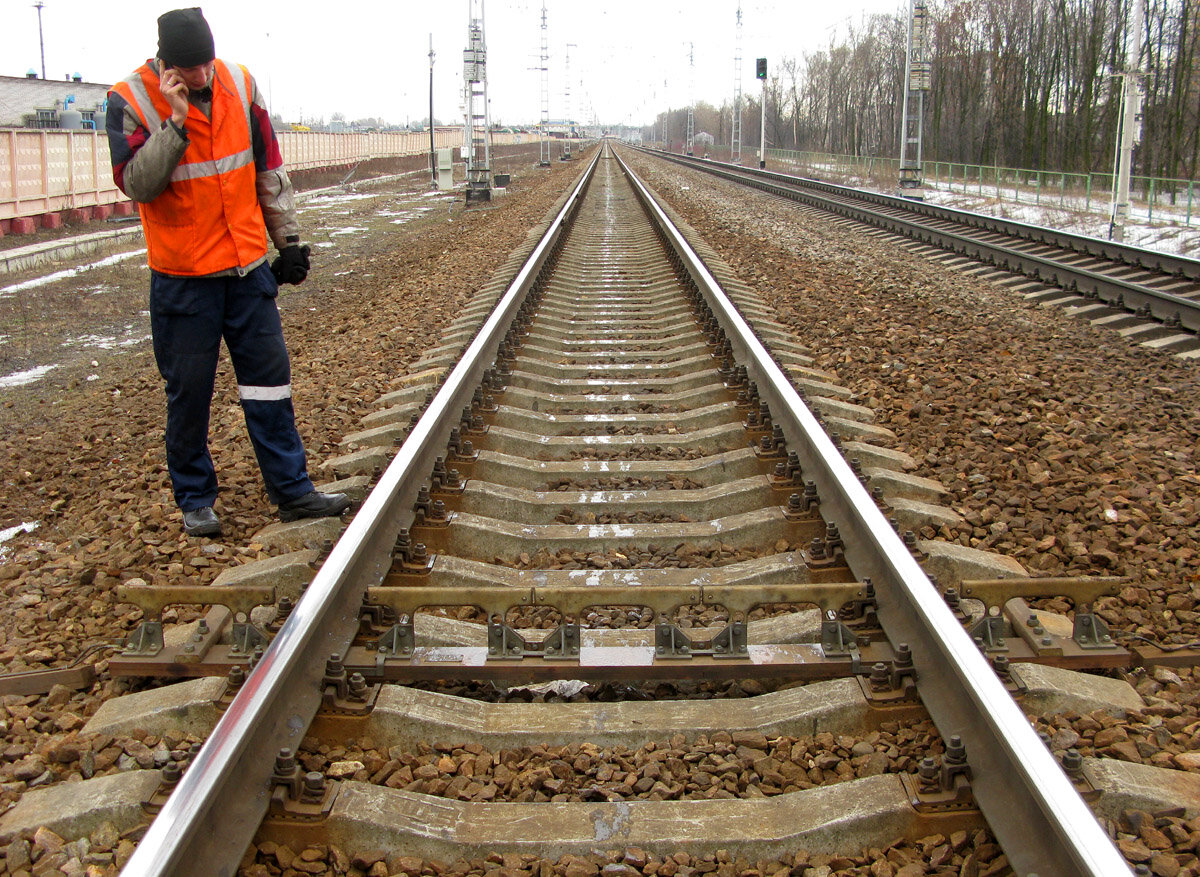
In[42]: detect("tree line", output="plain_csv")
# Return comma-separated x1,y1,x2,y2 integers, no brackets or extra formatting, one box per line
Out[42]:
645,0,1198,183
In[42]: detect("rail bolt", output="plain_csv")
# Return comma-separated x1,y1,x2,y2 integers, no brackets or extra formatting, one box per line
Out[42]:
917,757,939,791
274,749,297,778
325,654,345,678
347,672,369,702
1061,748,1083,776
302,771,327,803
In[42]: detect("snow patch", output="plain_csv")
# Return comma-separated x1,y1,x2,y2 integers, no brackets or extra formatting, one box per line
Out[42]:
62,332,150,350
0,250,147,297
305,192,379,206
0,364,58,387
0,521,39,565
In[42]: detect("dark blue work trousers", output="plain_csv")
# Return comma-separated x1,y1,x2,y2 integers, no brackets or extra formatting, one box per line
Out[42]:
150,262,315,512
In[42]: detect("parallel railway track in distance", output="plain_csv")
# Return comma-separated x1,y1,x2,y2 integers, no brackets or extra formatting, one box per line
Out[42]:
645,149,1200,358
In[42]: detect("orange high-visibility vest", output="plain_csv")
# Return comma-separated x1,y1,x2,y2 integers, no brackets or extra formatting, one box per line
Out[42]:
111,59,268,276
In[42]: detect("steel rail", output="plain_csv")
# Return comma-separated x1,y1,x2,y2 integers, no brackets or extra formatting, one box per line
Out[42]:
645,149,1200,334
120,150,602,877
613,145,1133,877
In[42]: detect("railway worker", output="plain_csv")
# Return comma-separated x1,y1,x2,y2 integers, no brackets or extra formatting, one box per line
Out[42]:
106,7,349,538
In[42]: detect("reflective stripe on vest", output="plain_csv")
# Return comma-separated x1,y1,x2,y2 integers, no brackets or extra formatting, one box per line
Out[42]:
170,148,255,182
114,59,268,276
116,71,164,130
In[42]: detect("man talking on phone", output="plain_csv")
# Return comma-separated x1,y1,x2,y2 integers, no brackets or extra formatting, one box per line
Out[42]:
106,7,349,538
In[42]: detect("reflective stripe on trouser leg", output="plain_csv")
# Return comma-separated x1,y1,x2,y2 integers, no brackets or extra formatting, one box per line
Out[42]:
149,272,222,512
225,264,314,505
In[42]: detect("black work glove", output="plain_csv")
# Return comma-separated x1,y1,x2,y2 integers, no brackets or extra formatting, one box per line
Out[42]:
271,244,311,285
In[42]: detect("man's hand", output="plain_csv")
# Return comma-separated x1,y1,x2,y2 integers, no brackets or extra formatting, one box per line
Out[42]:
159,67,190,127
271,244,311,285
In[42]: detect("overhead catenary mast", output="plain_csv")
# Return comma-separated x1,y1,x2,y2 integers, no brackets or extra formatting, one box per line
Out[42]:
897,0,930,197
562,42,576,159
538,2,551,167
1109,0,1146,242
686,43,695,157
428,33,436,186
462,0,492,203
731,3,744,165
661,78,669,150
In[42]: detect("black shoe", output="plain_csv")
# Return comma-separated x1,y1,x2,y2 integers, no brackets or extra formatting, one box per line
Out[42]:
278,490,351,522
182,506,222,537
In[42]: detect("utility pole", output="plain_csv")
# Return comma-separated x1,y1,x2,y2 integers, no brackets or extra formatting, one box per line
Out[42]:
538,2,551,167
33,1,46,79
1110,0,1146,242
731,3,743,164
898,0,930,197
563,42,576,159
462,0,492,203
686,43,695,157
662,78,669,150
428,33,436,187
756,57,767,168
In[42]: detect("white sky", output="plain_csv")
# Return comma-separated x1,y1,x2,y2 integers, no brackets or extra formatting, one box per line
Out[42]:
2,0,903,127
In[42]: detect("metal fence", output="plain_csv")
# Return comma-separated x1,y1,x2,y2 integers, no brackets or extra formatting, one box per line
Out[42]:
1,128,530,222
766,149,1198,227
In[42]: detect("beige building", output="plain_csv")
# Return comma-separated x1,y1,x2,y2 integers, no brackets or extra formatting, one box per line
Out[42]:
0,73,111,129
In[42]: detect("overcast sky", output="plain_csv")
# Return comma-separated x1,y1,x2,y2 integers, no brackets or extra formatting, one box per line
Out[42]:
4,0,904,127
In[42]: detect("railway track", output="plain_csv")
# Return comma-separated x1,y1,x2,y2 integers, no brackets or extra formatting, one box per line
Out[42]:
646,149,1200,358
0,143,1165,876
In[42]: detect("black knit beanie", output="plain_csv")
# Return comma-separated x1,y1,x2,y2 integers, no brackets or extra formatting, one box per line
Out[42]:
157,8,215,67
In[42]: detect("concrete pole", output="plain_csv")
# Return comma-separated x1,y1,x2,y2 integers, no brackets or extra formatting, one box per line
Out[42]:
34,1,46,80
429,33,436,187
1110,0,1145,242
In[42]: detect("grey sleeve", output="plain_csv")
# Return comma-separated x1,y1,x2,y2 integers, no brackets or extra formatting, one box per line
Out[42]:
120,111,190,204
256,166,300,248
248,72,301,247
